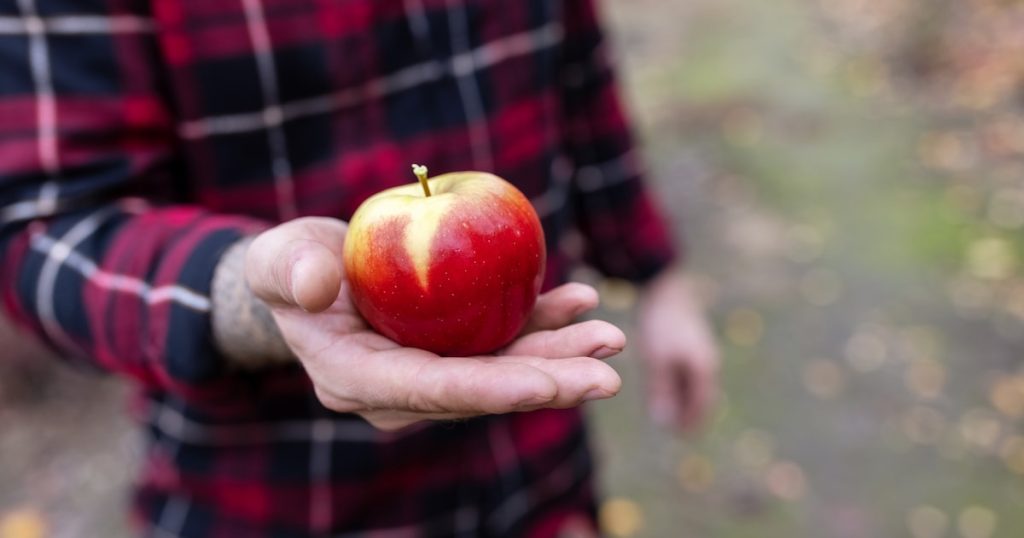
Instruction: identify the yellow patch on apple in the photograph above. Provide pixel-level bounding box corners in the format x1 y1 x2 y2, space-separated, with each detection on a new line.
348 168 512 289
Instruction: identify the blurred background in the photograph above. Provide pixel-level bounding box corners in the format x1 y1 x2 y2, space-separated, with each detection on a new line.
3 0 1024 536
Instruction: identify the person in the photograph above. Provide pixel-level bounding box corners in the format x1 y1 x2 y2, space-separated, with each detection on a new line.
0 0 718 535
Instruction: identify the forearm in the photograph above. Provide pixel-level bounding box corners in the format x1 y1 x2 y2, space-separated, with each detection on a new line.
0 204 270 391
561 0 679 283
211 238 294 368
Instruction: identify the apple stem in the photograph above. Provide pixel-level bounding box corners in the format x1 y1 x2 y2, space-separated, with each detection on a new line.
413 164 431 197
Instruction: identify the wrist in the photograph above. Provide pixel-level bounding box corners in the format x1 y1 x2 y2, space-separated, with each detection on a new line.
638 267 709 326
641 265 687 302
211 237 295 368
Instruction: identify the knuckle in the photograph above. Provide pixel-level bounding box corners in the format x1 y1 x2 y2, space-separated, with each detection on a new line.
403 387 440 414
402 363 449 413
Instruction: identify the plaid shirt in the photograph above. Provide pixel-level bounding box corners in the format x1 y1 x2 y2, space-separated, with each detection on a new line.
0 0 677 536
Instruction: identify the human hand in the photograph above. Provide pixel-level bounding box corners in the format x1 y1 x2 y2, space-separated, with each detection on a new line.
637 270 719 432
244 217 624 431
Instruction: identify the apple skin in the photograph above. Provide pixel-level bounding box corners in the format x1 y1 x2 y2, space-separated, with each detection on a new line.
342 171 546 356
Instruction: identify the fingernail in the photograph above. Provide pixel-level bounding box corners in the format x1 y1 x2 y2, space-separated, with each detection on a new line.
592 345 622 360
290 260 309 312
517 393 554 408
582 388 613 402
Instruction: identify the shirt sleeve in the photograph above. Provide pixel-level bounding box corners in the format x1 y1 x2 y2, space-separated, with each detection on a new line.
0 0 268 393
560 0 681 283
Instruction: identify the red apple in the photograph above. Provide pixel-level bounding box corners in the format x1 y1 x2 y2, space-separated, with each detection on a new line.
342 165 546 356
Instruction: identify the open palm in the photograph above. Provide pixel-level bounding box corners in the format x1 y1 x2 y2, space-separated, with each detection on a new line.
247 217 624 431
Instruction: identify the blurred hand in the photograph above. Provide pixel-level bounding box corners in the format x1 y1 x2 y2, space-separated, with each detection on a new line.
245 217 624 431
637 270 719 432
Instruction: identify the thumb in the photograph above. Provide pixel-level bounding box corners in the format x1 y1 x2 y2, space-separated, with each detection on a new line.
245 217 348 312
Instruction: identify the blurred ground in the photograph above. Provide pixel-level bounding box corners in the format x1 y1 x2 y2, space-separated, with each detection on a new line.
3 0 1024 536
591 0 1024 537
0 323 136 538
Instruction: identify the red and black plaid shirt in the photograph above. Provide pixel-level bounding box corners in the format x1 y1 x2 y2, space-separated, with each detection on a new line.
0 0 677 535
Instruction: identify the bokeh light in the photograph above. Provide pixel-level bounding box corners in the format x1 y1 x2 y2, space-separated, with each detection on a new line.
0 508 46 538
957 408 1002 453
989 375 1024 419
600 498 645 538
733 429 777 469
802 359 845 400
907 506 949 538
957 506 997 538
764 461 807 502
966 238 1017 281
999 436 1024 475
903 357 946 401
844 328 888 372
676 454 716 493
725 308 764 347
